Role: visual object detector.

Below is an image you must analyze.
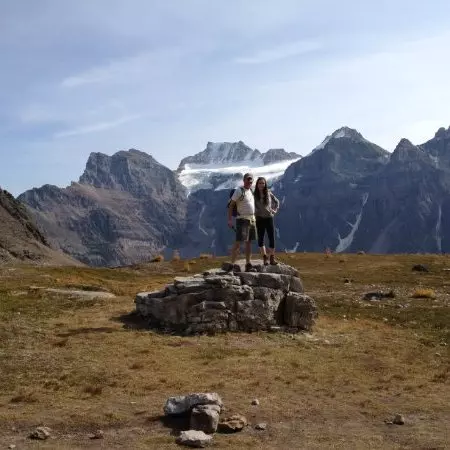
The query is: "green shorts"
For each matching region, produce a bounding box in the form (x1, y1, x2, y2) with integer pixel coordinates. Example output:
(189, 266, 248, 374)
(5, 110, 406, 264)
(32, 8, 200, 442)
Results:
(235, 218, 257, 242)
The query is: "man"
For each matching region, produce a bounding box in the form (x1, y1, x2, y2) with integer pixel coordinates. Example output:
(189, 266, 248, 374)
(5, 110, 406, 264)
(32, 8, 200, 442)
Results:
(227, 173, 257, 271)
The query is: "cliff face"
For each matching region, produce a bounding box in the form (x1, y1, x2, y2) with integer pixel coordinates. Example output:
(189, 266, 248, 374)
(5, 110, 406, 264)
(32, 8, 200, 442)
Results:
(0, 188, 78, 265)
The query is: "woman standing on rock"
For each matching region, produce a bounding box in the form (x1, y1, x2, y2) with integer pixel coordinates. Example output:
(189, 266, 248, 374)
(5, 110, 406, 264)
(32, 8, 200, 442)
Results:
(254, 177, 280, 265)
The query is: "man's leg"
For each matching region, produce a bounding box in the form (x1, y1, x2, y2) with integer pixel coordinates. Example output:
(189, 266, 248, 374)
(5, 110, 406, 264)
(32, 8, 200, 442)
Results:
(245, 240, 252, 264)
(231, 219, 244, 264)
(231, 241, 240, 263)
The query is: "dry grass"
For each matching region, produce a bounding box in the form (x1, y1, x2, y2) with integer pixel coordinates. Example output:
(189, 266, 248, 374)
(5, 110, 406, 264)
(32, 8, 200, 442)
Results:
(199, 253, 214, 259)
(0, 253, 449, 449)
(411, 288, 436, 299)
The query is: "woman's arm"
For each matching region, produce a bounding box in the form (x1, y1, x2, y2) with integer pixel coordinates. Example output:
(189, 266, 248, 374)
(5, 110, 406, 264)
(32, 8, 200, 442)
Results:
(270, 192, 280, 213)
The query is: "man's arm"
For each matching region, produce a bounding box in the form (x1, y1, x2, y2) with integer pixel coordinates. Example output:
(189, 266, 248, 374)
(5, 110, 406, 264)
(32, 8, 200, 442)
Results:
(227, 200, 235, 227)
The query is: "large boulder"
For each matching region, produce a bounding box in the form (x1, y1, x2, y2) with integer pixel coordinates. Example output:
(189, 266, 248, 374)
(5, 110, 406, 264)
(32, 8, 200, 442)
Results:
(135, 260, 317, 334)
(164, 393, 223, 416)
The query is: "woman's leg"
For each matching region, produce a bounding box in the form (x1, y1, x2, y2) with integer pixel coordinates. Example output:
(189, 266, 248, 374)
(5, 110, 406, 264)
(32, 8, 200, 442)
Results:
(267, 218, 278, 264)
(256, 217, 266, 255)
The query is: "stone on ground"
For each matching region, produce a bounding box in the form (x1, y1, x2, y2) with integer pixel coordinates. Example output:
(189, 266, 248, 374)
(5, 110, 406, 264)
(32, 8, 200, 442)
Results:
(190, 404, 221, 434)
(29, 426, 51, 440)
(176, 430, 213, 448)
(218, 414, 248, 433)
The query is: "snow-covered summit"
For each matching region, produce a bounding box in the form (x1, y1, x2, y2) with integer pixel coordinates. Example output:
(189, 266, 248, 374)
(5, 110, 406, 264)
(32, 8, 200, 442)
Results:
(178, 141, 262, 171)
(311, 127, 366, 153)
(177, 141, 301, 194)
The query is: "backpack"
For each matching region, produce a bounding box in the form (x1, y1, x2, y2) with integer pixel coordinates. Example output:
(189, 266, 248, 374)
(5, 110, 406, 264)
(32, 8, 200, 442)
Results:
(227, 187, 246, 217)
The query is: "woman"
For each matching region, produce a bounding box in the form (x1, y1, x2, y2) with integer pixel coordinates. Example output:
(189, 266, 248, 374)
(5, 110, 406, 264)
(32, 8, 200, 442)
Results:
(254, 177, 280, 265)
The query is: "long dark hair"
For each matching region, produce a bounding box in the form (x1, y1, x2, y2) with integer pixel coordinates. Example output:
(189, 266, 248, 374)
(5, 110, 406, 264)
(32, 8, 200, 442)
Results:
(254, 177, 269, 205)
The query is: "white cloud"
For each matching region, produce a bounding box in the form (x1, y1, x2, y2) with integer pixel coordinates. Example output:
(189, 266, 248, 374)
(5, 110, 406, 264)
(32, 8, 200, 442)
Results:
(54, 114, 142, 138)
(234, 40, 322, 64)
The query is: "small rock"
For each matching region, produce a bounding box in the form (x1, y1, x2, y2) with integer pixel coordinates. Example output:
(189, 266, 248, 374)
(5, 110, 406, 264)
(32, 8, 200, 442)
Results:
(176, 430, 213, 448)
(251, 399, 260, 406)
(88, 429, 104, 439)
(255, 422, 267, 430)
(412, 264, 429, 273)
(190, 405, 220, 434)
(435, 352, 441, 357)
(9, 445, 16, 449)
(29, 426, 51, 440)
(218, 414, 247, 433)
(393, 414, 405, 425)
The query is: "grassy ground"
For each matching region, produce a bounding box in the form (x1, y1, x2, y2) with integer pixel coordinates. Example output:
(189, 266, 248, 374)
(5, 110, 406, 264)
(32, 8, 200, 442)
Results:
(0, 254, 449, 449)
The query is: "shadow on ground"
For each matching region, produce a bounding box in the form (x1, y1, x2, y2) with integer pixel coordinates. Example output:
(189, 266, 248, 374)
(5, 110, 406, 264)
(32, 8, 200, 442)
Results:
(146, 414, 190, 436)
(112, 311, 152, 331)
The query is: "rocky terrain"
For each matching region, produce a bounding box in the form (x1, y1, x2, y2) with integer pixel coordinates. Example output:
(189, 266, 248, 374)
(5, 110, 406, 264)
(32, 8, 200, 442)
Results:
(0, 188, 78, 265)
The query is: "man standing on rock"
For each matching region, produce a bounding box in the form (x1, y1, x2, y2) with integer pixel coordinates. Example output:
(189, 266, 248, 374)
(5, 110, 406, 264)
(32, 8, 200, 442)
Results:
(227, 173, 257, 271)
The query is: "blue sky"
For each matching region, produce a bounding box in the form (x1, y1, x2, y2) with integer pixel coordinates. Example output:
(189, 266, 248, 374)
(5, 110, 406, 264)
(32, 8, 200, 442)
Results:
(1, 0, 450, 195)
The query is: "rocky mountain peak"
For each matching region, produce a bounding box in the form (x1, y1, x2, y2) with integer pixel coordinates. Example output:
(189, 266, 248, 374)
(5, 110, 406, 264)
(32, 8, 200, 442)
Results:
(78, 149, 165, 193)
(390, 138, 430, 166)
(178, 141, 261, 171)
(434, 126, 450, 140)
(262, 148, 301, 165)
(312, 126, 366, 152)
(331, 126, 364, 140)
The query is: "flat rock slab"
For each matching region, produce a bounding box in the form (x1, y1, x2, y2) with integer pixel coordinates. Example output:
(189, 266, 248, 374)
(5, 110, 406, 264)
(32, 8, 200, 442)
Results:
(222, 259, 299, 277)
(43, 288, 115, 299)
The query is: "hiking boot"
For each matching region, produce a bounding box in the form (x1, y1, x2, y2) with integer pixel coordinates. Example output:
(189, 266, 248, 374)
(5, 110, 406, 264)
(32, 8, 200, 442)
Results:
(245, 262, 256, 272)
(263, 255, 269, 266)
(269, 255, 278, 266)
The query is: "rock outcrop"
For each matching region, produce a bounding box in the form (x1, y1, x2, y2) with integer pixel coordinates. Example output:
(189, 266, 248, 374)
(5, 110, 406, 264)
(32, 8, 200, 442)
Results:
(135, 261, 317, 334)
(0, 188, 79, 266)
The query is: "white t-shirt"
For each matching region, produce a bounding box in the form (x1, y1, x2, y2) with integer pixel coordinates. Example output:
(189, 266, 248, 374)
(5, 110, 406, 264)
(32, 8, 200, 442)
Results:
(231, 187, 255, 217)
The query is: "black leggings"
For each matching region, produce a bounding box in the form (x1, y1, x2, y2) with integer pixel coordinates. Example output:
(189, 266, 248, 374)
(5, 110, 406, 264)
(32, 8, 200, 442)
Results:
(256, 216, 275, 248)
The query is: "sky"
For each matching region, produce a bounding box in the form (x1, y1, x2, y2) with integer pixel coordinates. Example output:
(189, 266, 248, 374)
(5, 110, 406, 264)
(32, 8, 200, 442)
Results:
(1, 0, 450, 195)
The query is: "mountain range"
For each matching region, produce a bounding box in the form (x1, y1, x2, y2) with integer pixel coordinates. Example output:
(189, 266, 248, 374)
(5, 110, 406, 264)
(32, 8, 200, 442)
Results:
(9, 125, 450, 266)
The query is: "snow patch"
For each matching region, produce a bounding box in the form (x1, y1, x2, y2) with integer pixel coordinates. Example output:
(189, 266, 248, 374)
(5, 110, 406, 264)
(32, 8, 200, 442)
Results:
(198, 205, 208, 236)
(335, 193, 369, 253)
(286, 242, 300, 253)
(430, 155, 439, 168)
(435, 204, 442, 253)
(179, 158, 300, 194)
(312, 135, 331, 152)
